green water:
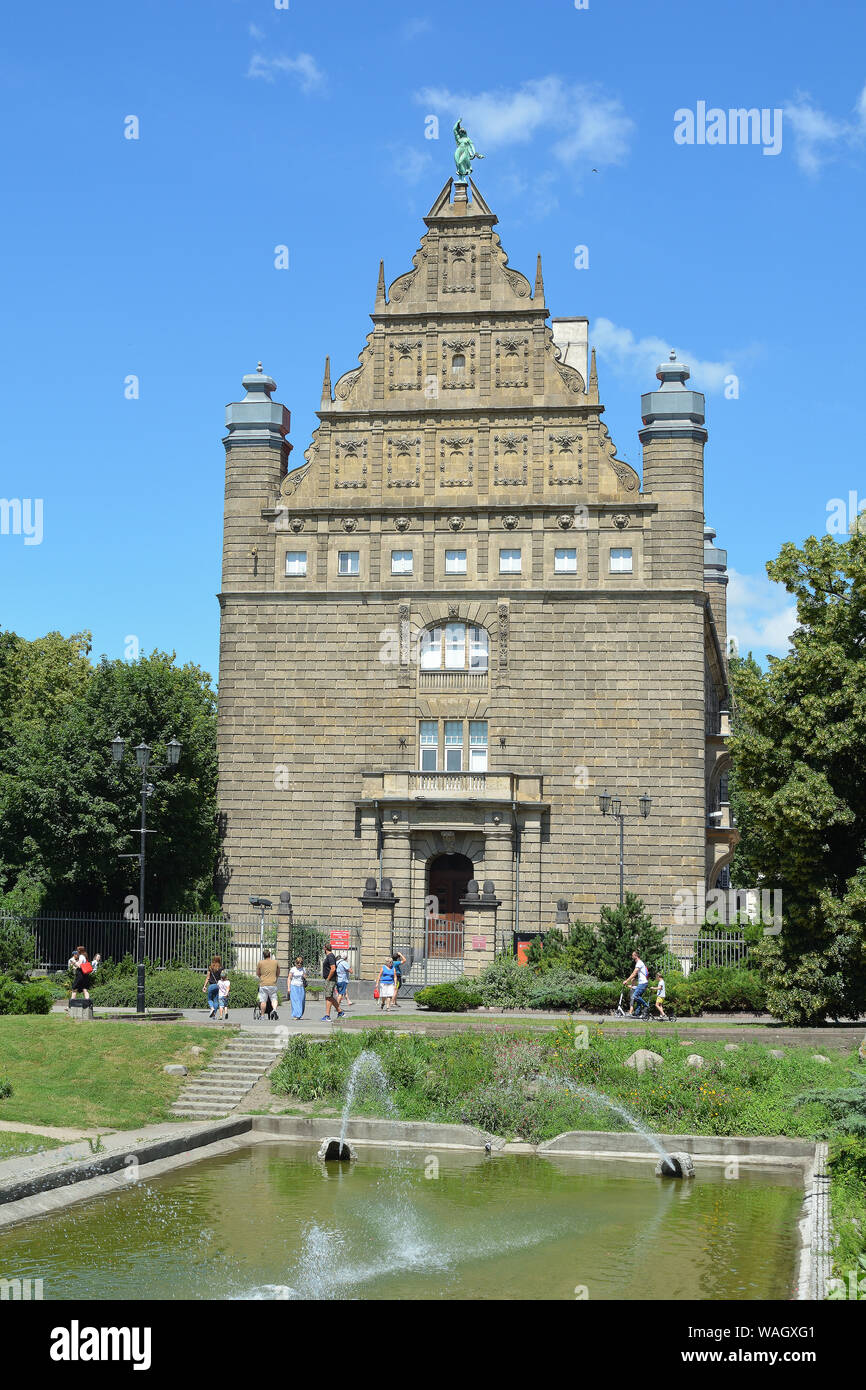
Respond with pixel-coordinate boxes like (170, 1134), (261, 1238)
(0, 1144), (802, 1300)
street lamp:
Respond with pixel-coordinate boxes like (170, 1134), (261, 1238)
(598, 791), (652, 905)
(111, 734), (182, 1014)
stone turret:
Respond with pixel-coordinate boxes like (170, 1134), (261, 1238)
(639, 352), (707, 587)
(703, 523), (729, 658)
(221, 366), (291, 592)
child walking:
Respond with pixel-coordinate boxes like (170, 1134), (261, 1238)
(217, 970), (231, 1020)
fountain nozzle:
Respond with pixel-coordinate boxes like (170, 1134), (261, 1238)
(318, 1138), (357, 1163)
(655, 1152), (695, 1180)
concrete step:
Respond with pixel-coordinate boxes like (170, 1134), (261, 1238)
(205, 1067), (268, 1079)
(171, 1105), (230, 1118)
(183, 1079), (254, 1092)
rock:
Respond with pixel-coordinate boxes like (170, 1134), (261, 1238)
(624, 1049), (664, 1074)
(769, 1049), (785, 1059)
(189, 1046), (205, 1057)
(685, 1054), (705, 1069)
(724, 1043), (740, 1052)
(811, 1054), (831, 1064)
(163, 1064), (188, 1075)
(656, 1151), (696, 1179)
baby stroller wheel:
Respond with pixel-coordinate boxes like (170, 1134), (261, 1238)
(253, 1001), (262, 1020)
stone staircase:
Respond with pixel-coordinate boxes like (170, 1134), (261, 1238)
(171, 1030), (286, 1119)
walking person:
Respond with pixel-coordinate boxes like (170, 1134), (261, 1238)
(376, 957), (397, 1013)
(320, 946), (344, 1022)
(255, 948), (280, 1021)
(335, 953), (353, 1008)
(203, 955), (222, 1018)
(69, 950), (93, 1002)
(391, 949), (407, 1008)
(623, 951), (649, 1017)
(289, 956), (307, 1019)
(217, 970), (231, 1021)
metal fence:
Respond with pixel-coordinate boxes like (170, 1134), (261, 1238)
(391, 918), (469, 988)
(3, 910), (356, 977)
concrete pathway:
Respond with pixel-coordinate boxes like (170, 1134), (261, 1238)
(0, 1120), (114, 1142)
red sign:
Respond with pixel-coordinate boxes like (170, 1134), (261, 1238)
(330, 930), (350, 949)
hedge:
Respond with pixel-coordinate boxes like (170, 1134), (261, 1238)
(88, 969), (262, 1010)
(414, 982), (483, 1012)
(0, 976), (53, 1015)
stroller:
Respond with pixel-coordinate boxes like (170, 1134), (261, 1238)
(253, 990), (280, 1022)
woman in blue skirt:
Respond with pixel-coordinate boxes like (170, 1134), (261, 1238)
(289, 955), (308, 1019)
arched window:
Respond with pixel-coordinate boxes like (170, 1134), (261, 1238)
(419, 622), (488, 671)
(451, 352), (466, 376)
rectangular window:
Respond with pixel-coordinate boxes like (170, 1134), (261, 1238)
(419, 720), (438, 771)
(391, 550), (413, 575)
(445, 622), (466, 670)
(338, 550), (360, 576)
(469, 720), (488, 772)
(444, 719), (463, 771)
(554, 547), (577, 574)
(499, 548), (522, 574)
(445, 549), (467, 575)
(419, 626), (442, 670)
(469, 625), (489, 670)
(610, 547), (633, 573)
(285, 551), (307, 577)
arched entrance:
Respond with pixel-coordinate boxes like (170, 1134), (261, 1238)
(426, 852), (473, 958)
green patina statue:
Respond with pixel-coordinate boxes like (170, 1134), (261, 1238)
(453, 119), (484, 181)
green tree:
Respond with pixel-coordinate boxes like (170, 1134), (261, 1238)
(590, 893), (666, 980)
(0, 631), (219, 913)
(729, 531), (866, 1023)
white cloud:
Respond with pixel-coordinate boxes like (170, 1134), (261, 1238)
(247, 52), (325, 93)
(785, 82), (866, 175)
(415, 77), (633, 176)
(727, 569), (797, 659)
(389, 145), (434, 186)
(592, 318), (739, 395)
(401, 18), (432, 40)
(249, 24), (264, 41)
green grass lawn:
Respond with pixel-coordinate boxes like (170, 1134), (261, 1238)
(0, 1131), (67, 1159)
(0, 1016), (229, 1130)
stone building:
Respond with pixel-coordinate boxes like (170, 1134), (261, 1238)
(217, 177), (735, 971)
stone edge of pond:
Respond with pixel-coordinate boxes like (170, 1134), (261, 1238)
(0, 1115), (829, 1301)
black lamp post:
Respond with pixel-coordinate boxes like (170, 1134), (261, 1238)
(111, 734), (182, 1014)
(598, 789), (652, 905)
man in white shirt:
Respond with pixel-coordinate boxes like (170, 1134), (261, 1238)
(623, 951), (649, 1017)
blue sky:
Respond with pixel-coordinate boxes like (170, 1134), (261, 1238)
(1, 0), (864, 679)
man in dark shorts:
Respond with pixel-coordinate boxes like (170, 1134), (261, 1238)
(321, 949), (344, 1022)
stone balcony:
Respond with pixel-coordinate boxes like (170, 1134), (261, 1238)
(417, 670), (488, 693)
(361, 770), (545, 804)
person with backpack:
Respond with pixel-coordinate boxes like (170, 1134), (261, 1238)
(255, 949), (280, 1021)
(320, 947), (344, 1022)
(623, 951), (649, 1017)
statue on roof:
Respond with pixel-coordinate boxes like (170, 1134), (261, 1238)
(453, 119), (484, 181)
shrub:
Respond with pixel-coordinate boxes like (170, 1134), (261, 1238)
(0, 918), (36, 982)
(88, 969), (260, 1010)
(414, 982), (482, 1012)
(0, 1078), (12, 1099)
(526, 921), (598, 975)
(665, 967), (766, 1016)
(0, 975), (53, 1015)
(477, 956), (534, 1009)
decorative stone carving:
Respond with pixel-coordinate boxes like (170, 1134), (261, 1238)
(341, 517), (358, 533)
(556, 362), (585, 396)
(442, 241), (476, 294)
(493, 430), (529, 487)
(398, 603), (411, 687)
(448, 515), (465, 531)
(503, 267), (531, 298)
(289, 517), (305, 533)
(556, 513), (574, 530)
(388, 269), (416, 303)
(395, 515), (411, 532)
(335, 369), (362, 401)
(502, 514), (519, 530)
(495, 336), (529, 389)
(442, 337), (476, 389)
(439, 434), (474, 489)
(498, 603), (509, 669)
(388, 341), (423, 392)
(447, 603), (460, 618)
(334, 437), (368, 490)
(386, 434), (421, 488)
(613, 514), (630, 529)
(548, 431), (583, 486)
